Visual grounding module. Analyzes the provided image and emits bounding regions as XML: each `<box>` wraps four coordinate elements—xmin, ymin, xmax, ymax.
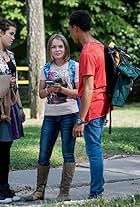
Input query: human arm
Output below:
<box><xmin>73</xmin><ymin>75</ymin><xmax>94</xmax><ymax>137</ymax></box>
<box><xmin>51</xmin><ymin>61</ymin><xmax>79</xmax><ymax>99</ymax></box>
<box><xmin>52</xmin><ymin>82</ymin><xmax>79</xmax><ymax>99</ymax></box>
<box><xmin>9</xmin><ymin>76</ymin><xmax>16</xmax><ymax>88</ymax></box>
<box><xmin>39</xmin><ymin>80</ymin><xmax>48</xmax><ymax>99</ymax></box>
<box><xmin>39</xmin><ymin>80</ymin><xmax>56</xmax><ymax>99</ymax></box>
<box><xmin>16</xmin><ymin>89</ymin><xmax>25</xmax><ymax>122</ymax></box>
<box><xmin>39</xmin><ymin>79</ymin><xmax>79</xmax><ymax>99</ymax></box>
<box><xmin>78</xmin><ymin>75</ymin><xmax>93</xmax><ymax>120</ymax></box>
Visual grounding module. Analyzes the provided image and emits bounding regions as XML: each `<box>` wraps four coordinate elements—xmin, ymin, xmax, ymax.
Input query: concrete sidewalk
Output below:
<box><xmin>7</xmin><ymin>155</ymin><xmax>140</xmax><ymax>206</ymax></box>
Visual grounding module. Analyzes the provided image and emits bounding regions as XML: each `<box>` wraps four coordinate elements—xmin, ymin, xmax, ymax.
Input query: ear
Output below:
<box><xmin>73</xmin><ymin>25</ymin><xmax>79</xmax><ymax>32</ymax></box>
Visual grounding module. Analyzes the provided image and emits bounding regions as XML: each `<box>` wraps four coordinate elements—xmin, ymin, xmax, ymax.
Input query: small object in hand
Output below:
<box><xmin>46</xmin><ymin>80</ymin><xmax>55</xmax><ymax>86</ymax></box>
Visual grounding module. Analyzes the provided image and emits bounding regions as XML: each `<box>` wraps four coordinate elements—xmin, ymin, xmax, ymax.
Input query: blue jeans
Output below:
<box><xmin>38</xmin><ymin>113</ymin><xmax>78</xmax><ymax>166</ymax></box>
<box><xmin>84</xmin><ymin>116</ymin><xmax>106</xmax><ymax>197</ymax></box>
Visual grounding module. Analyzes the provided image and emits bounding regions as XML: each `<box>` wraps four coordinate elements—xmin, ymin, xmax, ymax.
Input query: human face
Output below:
<box><xmin>50</xmin><ymin>38</ymin><xmax>65</xmax><ymax>62</ymax></box>
<box><xmin>69</xmin><ymin>25</ymin><xmax>79</xmax><ymax>44</ymax></box>
<box><xmin>0</xmin><ymin>26</ymin><xmax>16</xmax><ymax>50</ymax></box>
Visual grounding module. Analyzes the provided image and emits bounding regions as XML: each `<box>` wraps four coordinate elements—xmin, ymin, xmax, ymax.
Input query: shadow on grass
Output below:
<box><xmin>104</xmin><ymin>127</ymin><xmax>140</xmax><ymax>157</ymax></box>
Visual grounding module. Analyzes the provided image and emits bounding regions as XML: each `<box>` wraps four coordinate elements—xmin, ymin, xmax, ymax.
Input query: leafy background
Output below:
<box><xmin>0</xmin><ymin>0</ymin><xmax>140</xmax><ymax>101</ymax></box>
<box><xmin>0</xmin><ymin>0</ymin><xmax>140</xmax><ymax>65</ymax></box>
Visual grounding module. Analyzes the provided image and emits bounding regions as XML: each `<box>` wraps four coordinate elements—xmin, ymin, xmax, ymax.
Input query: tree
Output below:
<box><xmin>1</xmin><ymin>0</ymin><xmax>139</xmax><ymax>65</ymax></box>
<box><xmin>26</xmin><ymin>0</ymin><xmax>46</xmax><ymax>118</ymax></box>
<box><xmin>1</xmin><ymin>0</ymin><xmax>140</xmax><ymax>104</ymax></box>
<box><xmin>43</xmin><ymin>0</ymin><xmax>140</xmax><ymax>65</ymax></box>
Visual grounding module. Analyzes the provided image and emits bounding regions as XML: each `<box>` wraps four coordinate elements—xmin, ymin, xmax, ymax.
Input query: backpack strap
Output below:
<box><xmin>68</xmin><ymin>59</ymin><xmax>81</xmax><ymax>108</ymax></box>
<box><xmin>109</xmin><ymin>107</ymin><xmax>112</xmax><ymax>134</ymax></box>
<box><xmin>68</xmin><ymin>59</ymin><xmax>76</xmax><ymax>88</ymax></box>
<box><xmin>43</xmin><ymin>62</ymin><xmax>51</xmax><ymax>79</ymax></box>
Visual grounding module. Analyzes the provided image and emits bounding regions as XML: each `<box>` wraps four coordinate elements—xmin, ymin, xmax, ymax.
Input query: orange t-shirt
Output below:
<box><xmin>78</xmin><ymin>41</ymin><xmax>110</xmax><ymax>122</ymax></box>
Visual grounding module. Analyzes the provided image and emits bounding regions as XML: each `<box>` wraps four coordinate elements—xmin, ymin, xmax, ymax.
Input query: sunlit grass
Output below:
<box><xmin>11</xmin><ymin>104</ymin><xmax>140</xmax><ymax>170</ymax></box>
<box><xmin>42</xmin><ymin>194</ymin><xmax>140</xmax><ymax>207</ymax></box>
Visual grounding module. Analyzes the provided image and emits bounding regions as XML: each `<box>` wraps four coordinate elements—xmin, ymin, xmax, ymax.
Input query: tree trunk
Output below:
<box><xmin>26</xmin><ymin>0</ymin><xmax>46</xmax><ymax>118</ymax></box>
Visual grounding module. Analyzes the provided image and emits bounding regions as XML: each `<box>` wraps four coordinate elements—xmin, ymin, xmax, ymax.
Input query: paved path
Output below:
<box><xmin>1</xmin><ymin>155</ymin><xmax>140</xmax><ymax>206</ymax></box>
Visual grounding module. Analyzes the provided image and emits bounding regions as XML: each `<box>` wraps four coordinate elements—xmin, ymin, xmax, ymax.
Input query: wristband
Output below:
<box><xmin>76</xmin><ymin>118</ymin><xmax>86</xmax><ymax>125</ymax></box>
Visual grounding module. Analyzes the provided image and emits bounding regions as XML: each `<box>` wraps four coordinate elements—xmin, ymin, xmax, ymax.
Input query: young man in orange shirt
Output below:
<box><xmin>69</xmin><ymin>10</ymin><xmax>110</xmax><ymax>199</ymax></box>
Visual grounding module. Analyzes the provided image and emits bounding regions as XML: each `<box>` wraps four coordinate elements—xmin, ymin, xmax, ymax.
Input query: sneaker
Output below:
<box><xmin>0</xmin><ymin>192</ymin><xmax>12</xmax><ymax>204</ymax></box>
<box><xmin>6</xmin><ymin>189</ymin><xmax>21</xmax><ymax>202</ymax></box>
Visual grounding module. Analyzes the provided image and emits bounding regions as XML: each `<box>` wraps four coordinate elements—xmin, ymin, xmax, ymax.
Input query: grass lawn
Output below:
<box><xmin>10</xmin><ymin>104</ymin><xmax>140</xmax><ymax>206</ymax></box>
<box><xmin>10</xmin><ymin>103</ymin><xmax>140</xmax><ymax>170</ymax></box>
<box><xmin>43</xmin><ymin>195</ymin><xmax>140</xmax><ymax>207</ymax></box>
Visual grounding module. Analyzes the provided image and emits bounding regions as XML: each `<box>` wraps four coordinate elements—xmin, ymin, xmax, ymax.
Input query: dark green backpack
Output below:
<box><xmin>104</xmin><ymin>42</ymin><xmax>140</xmax><ymax>133</ymax></box>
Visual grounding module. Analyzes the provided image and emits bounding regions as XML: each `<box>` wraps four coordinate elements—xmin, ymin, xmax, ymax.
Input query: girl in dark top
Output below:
<box><xmin>0</xmin><ymin>17</ymin><xmax>25</xmax><ymax>204</ymax></box>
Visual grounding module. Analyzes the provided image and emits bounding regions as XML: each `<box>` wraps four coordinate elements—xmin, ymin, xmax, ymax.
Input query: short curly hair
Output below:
<box><xmin>69</xmin><ymin>10</ymin><xmax>91</xmax><ymax>32</ymax></box>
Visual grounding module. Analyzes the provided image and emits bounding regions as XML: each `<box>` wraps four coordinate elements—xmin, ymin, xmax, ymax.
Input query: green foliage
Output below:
<box><xmin>59</xmin><ymin>0</ymin><xmax>79</xmax><ymax>7</ymax></box>
<box><xmin>82</xmin><ymin>0</ymin><xmax>140</xmax><ymax>65</ymax></box>
<box><xmin>43</xmin><ymin>0</ymin><xmax>140</xmax><ymax>65</ymax></box>
<box><xmin>0</xmin><ymin>0</ymin><xmax>26</xmax><ymax>39</ymax></box>
<box><xmin>0</xmin><ymin>0</ymin><xmax>140</xmax><ymax>65</ymax></box>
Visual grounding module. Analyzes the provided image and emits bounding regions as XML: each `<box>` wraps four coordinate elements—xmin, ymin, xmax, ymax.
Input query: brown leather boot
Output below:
<box><xmin>56</xmin><ymin>162</ymin><xmax>75</xmax><ymax>201</ymax></box>
<box><xmin>25</xmin><ymin>164</ymin><xmax>50</xmax><ymax>201</ymax></box>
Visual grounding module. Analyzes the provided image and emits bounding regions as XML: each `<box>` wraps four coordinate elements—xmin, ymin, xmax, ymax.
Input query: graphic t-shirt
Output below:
<box><xmin>40</xmin><ymin>61</ymin><xmax>79</xmax><ymax>116</ymax></box>
<box><xmin>45</xmin><ymin>65</ymin><xmax>69</xmax><ymax>104</ymax></box>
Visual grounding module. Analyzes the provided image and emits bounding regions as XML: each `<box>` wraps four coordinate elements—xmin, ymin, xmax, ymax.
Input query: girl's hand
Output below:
<box><xmin>20</xmin><ymin>109</ymin><xmax>26</xmax><ymax>123</ymax></box>
<box><xmin>46</xmin><ymin>86</ymin><xmax>55</xmax><ymax>93</ymax></box>
<box><xmin>52</xmin><ymin>84</ymin><xmax>62</xmax><ymax>93</ymax></box>
<box><xmin>47</xmin><ymin>84</ymin><xmax>62</xmax><ymax>93</ymax></box>
<box><xmin>10</xmin><ymin>76</ymin><xmax>16</xmax><ymax>88</ymax></box>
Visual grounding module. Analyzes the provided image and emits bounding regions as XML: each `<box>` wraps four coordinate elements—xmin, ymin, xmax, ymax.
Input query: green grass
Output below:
<box><xmin>10</xmin><ymin>104</ymin><xmax>140</xmax><ymax>170</ymax></box>
<box><xmin>43</xmin><ymin>195</ymin><xmax>140</xmax><ymax>207</ymax></box>
<box><xmin>10</xmin><ymin>105</ymin><xmax>140</xmax><ymax>206</ymax></box>
<box><xmin>103</xmin><ymin>127</ymin><xmax>140</xmax><ymax>157</ymax></box>
<box><xmin>10</xmin><ymin>127</ymin><xmax>40</xmax><ymax>170</ymax></box>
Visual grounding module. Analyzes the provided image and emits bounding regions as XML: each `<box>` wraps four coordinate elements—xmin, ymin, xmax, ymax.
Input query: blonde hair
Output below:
<box><xmin>47</xmin><ymin>34</ymin><xmax>70</xmax><ymax>62</ymax></box>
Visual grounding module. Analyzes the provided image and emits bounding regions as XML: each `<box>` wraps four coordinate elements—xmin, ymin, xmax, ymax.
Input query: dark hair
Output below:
<box><xmin>69</xmin><ymin>10</ymin><xmax>91</xmax><ymax>32</ymax></box>
<box><xmin>0</xmin><ymin>17</ymin><xmax>16</xmax><ymax>33</ymax></box>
